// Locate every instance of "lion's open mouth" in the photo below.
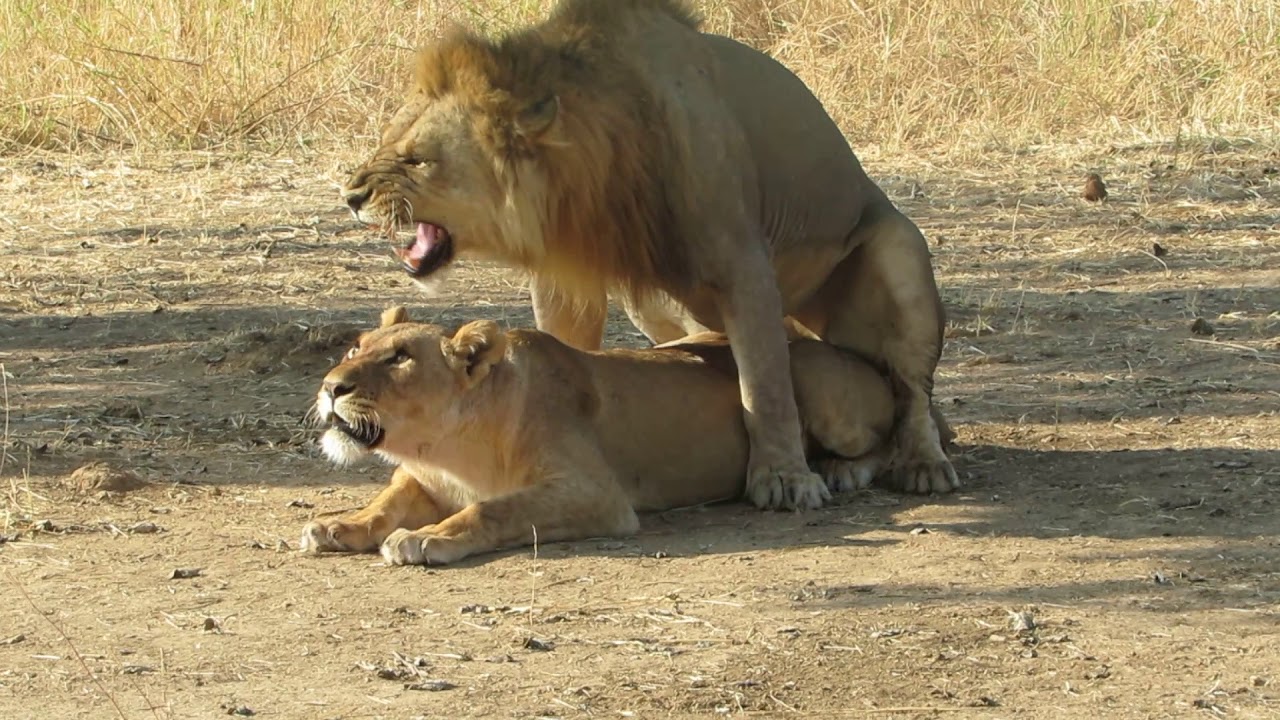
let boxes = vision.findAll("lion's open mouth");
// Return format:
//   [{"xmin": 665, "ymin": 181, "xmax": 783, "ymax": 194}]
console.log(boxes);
[
  {"xmin": 394, "ymin": 222, "xmax": 455, "ymax": 278},
  {"xmin": 331, "ymin": 415, "xmax": 384, "ymax": 448}
]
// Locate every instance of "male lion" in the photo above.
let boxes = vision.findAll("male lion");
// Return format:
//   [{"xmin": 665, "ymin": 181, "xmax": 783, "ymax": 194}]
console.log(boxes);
[
  {"xmin": 301, "ymin": 306, "xmax": 919, "ymax": 566},
  {"xmin": 340, "ymin": 0, "xmax": 957, "ymax": 511}
]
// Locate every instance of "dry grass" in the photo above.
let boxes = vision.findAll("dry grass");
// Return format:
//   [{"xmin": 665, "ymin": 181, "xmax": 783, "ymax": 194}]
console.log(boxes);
[{"xmin": 2, "ymin": 0, "xmax": 1277, "ymax": 153}]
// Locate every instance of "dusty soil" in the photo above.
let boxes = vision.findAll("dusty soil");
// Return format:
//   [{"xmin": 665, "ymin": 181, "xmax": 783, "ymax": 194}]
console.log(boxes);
[{"xmin": 2, "ymin": 139, "xmax": 1279, "ymax": 719}]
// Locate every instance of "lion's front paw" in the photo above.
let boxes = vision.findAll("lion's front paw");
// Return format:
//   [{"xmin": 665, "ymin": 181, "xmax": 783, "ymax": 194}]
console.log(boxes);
[
  {"xmin": 816, "ymin": 456, "xmax": 883, "ymax": 494},
  {"xmin": 299, "ymin": 519, "xmax": 379, "ymax": 554},
  {"xmin": 745, "ymin": 466, "xmax": 831, "ymax": 511},
  {"xmin": 379, "ymin": 528, "xmax": 468, "ymax": 566}
]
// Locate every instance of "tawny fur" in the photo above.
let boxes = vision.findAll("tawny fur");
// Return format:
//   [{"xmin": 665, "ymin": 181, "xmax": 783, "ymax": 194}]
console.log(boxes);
[
  {"xmin": 301, "ymin": 307, "xmax": 909, "ymax": 567},
  {"xmin": 341, "ymin": 0, "xmax": 958, "ymax": 511}
]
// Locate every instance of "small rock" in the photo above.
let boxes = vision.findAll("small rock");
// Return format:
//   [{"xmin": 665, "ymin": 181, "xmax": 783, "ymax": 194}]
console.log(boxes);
[
  {"xmin": 1153, "ymin": 571, "xmax": 1171, "ymax": 585},
  {"xmin": 1190, "ymin": 318, "xmax": 1215, "ymax": 336},
  {"xmin": 522, "ymin": 637, "xmax": 555, "ymax": 652},
  {"xmin": 1085, "ymin": 175, "xmax": 1105, "ymax": 203},
  {"xmin": 1086, "ymin": 666, "xmax": 1112, "ymax": 680},
  {"xmin": 286, "ymin": 498, "xmax": 314, "ymax": 509},
  {"xmin": 460, "ymin": 604, "xmax": 492, "ymax": 615},
  {"xmin": 1081, "ymin": 173, "xmax": 1108, "ymax": 202},
  {"xmin": 202, "ymin": 617, "xmax": 221, "ymax": 633},
  {"xmin": 1152, "ymin": 242, "xmax": 1168, "ymax": 257},
  {"xmin": 404, "ymin": 680, "xmax": 456, "ymax": 692},
  {"xmin": 225, "ymin": 706, "xmax": 255, "ymax": 717},
  {"xmin": 909, "ymin": 526, "xmax": 931, "ymax": 535},
  {"xmin": 1009, "ymin": 610, "xmax": 1036, "ymax": 633},
  {"xmin": 1, "ymin": 634, "xmax": 26, "ymax": 646},
  {"xmin": 170, "ymin": 568, "xmax": 203, "ymax": 580},
  {"xmin": 122, "ymin": 664, "xmax": 154, "ymax": 675},
  {"xmin": 1213, "ymin": 460, "xmax": 1250, "ymax": 470},
  {"xmin": 129, "ymin": 522, "xmax": 161, "ymax": 534}
]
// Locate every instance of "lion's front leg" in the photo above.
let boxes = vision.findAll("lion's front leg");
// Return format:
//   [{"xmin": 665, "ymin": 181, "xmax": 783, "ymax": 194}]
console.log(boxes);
[
  {"xmin": 531, "ymin": 274, "xmax": 608, "ymax": 351},
  {"xmin": 380, "ymin": 455, "xmax": 639, "ymax": 566},
  {"xmin": 716, "ymin": 251, "xmax": 831, "ymax": 512},
  {"xmin": 300, "ymin": 466, "xmax": 450, "ymax": 553}
]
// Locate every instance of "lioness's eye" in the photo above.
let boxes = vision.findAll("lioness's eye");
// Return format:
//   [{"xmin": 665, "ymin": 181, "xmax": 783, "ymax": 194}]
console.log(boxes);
[
  {"xmin": 345, "ymin": 346, "xmax": 359, "ymax": 360},
  {"xmin": 385, "ymin": 349, "xmax": 411, "ymax": 366}
]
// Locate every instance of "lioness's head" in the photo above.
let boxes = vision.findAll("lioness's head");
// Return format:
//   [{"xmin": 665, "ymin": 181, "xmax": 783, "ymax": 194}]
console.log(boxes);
[
  {"xmin": 340, "ymin": 30, "xmax": 567, "ymax": 283},
  {"xmin": 315, "ymin": 306, "xmax": 507, "ymax": 466}
]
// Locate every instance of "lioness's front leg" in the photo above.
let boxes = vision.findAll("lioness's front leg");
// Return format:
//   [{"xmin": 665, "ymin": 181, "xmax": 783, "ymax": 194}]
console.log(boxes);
[
  {"xmin": 300, "ymin": 467, "xmax": 450, "ymax": 553},
  {"xmin": 717, "ymin": 247, "xmax": 831, "ymax": 512},
  {"xmin": 381, "ymin": 452, "xmax": 639, "ymax": 566}
]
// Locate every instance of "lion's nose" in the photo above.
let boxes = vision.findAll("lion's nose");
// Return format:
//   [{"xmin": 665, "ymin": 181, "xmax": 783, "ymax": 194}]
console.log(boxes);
[
  {"xmin": 323, "ymin": 379, "xmax": 354, "ymax": 398},
  {"xmin": 344, "ymin": 188, "xmax": 370, "ymax": 214}
]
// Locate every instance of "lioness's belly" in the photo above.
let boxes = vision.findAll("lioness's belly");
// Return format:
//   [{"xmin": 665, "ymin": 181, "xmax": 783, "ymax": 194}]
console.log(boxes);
[{"xmin": 590, "ymin": 358, "xmax": 750, "ymax": 512}]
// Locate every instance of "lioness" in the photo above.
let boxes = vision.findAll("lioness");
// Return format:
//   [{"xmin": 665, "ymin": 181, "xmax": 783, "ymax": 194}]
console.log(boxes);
[
  {"xmin": 339, "ymin": 0, "xmax": 958, "ymax": 513},
  {"xmin": 301, "ymin": 307, "xmax": 920, "ymax": 566}
]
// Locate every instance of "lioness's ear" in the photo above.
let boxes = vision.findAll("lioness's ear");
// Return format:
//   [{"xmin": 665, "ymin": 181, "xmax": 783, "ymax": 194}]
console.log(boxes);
[
  {"xmin": 443, "ymin": 320, "xmax": 507, "ymax": 387},
  {"xmin": 515, "ymin": 95, "xmax": 559, "ymax": 138},
  {"xmin": 380, "ymin": 306, "xmax": 410, "ymax": 328}
]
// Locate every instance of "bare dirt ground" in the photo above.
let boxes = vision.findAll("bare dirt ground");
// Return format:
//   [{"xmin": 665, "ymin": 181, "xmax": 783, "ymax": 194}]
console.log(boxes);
[{"xmin": 2, "ymin": 139, "xmax": 1279, "ymax": 719}]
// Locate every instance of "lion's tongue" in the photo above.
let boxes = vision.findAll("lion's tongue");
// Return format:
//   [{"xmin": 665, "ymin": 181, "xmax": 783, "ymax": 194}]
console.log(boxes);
[{"xmin": 399, "ymin": 222, "xmax": 439, "ymax": 270}]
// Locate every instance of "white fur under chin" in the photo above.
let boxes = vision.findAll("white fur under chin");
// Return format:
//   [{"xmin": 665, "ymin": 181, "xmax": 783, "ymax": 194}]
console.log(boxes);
[{"xmin": 320, "ymin": 429, "xmax": 367, "ymax": 466}]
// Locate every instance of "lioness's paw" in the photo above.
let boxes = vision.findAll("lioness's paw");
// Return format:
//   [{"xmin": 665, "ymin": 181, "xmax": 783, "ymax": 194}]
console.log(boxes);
[
  {"xmin": 300, "ymin": 519, "xmax": 377, "ymax": 554},
  {"xmin": 746, "ymin": 466, "xmax": 830, "ymax": 511},
  {"xmin": 817, "ymin": 457, "xmax": 883, "ymax": 494},
  {"xmin": 889, "ymin": 457, "xmax": 960, "ymax": 495},
  {"xmin": 380, "ymin": 528, "xmax": 468, "ymax": 566}
]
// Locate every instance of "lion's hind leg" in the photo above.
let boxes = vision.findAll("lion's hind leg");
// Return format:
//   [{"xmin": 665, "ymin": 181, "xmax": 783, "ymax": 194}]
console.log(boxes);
[
  {"xmin": 300, "ymin": 466, "xmax": 451, "ymax": 554},
  {"xmin": 802, "ymin": 208, "xmax": 959, "ymax": 495}
]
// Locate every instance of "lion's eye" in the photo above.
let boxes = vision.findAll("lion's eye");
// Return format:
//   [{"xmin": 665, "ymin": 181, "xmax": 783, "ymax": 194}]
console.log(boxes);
[
  {"xmin": 385, "ymin": 349, "xmax": 411, "ymax": 366},
  {"xmin": 345, "ymin": 346, "xmax": 360, "ymax": 360}
]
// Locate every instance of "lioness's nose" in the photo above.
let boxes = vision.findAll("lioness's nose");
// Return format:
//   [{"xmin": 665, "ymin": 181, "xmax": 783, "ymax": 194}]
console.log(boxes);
[
  {"xmin": 323, "ymin": 379, "xmax": 354, "ymax": 398},
  {"xmin": 344, "ymin": 188, "xmax": 370, "ymax": 213}
]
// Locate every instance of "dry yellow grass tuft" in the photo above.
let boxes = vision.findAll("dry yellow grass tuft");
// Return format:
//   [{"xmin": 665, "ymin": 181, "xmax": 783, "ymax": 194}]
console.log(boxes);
[{"xmin": 2, "ymin": 0, "xmax": 1277, "ymax": 152}]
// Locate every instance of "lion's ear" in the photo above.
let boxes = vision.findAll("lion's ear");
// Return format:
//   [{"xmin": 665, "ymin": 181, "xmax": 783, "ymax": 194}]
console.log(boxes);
[
  {"xmin": 443, "ymin": 320, "xmax": 507, "ymax": 387},
  {"xmin": 380, "ymin": 306, "xmax": 410, "ymax": 328},
  {"xmin": 515, "ymin": 95, "xmax": 559, "ymax": 138}
]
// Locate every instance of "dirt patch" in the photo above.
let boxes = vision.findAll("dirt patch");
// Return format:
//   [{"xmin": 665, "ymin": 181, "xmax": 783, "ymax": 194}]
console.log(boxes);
[
  {"xmin": 63, "ymin": 461, "xmax": 147, "ymax": 494},
  {"xmin": 196, "ymin": 321, "xmax": 362, "ymax": 375},
  {"xmin": 1, "ymin": 141, "xmax": 1278, "ymax": 719}
]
